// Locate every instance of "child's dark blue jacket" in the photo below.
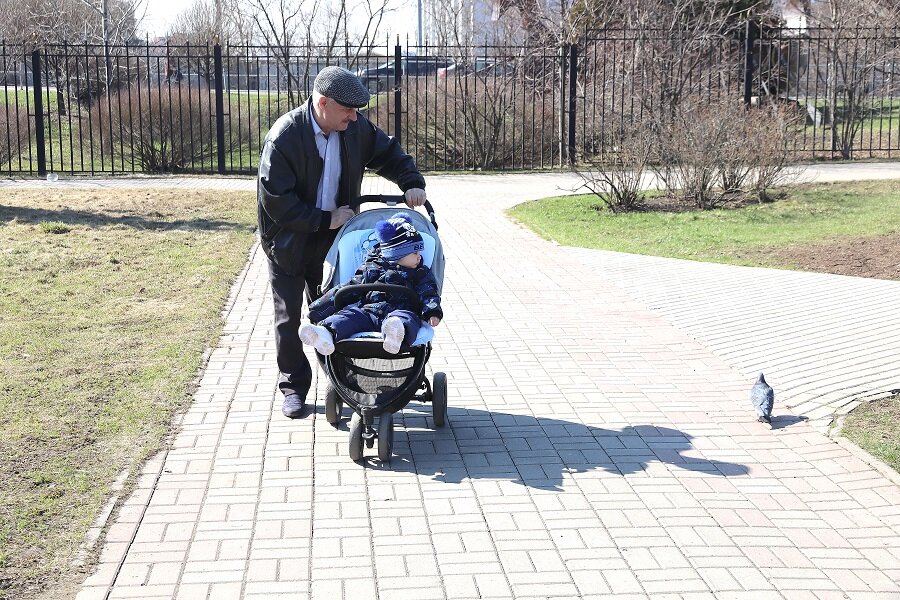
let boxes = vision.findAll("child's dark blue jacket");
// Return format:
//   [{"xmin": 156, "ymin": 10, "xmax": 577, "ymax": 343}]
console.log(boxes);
[{"xmin": 309, "ymin": 248, "xmax": 443, "ymax": 323}]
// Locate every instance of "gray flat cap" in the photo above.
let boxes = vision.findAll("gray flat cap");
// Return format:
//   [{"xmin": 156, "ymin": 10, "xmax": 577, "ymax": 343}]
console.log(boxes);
[{"xmin": 314, "ymin": 66, "xmax": 370, "ymax": 108}]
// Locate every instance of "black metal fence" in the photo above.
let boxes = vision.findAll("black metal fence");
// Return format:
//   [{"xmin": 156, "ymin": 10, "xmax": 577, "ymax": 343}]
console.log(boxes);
[
  {"xmin": 581, "ymin": 25, "xmax": 900, "ymax": 160},
  {"xmin": 1, "ymin": 26, "xmax": 898, "ymax": 176}
]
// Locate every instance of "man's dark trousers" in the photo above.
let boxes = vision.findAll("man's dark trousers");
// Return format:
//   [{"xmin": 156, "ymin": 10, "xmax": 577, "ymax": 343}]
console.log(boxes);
[{"xmin": 267, "ymin": 228, "xmax": 338, "ymax": 399}]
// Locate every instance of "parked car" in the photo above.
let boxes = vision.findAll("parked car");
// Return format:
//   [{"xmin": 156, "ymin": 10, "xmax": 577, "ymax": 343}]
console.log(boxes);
[
  {"xmin": 437, "ymin": 59, "xmax": 516, "ymax": 79},
  {"xmin": 356, "ymin": 56, "xmax": 452, "ymax": 92}
]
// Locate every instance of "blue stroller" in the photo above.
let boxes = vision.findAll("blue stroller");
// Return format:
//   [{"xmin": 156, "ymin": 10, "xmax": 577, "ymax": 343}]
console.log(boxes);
[{"xmin": 314, "ymin": 195, "xmax": 447, "ymax": 462}]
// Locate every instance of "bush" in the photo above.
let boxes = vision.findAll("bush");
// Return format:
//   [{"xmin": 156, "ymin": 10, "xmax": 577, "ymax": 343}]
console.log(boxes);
[
  {"xmin": 572, "ymin": 117, "xmax": 654, "ymax": 212},
  {"xmin": 367, "ymin": 69, "xmax": 559, "ymax": 170},
  {"xmin": 656, "ymin": 100, "xmax": 742, "ymax": 209},
  {"xmin": 0, "ymin": 106, "xmax": 31, "ymax": 169},
  {"xmin": 657, "ymin": 99, "xmax": 801, "ymax": 209},
  {"xmin": 88, "ymin": 83, "xmax": 250, "ymax": 172},
  {"xmin": 742, "ymin": 102, "xmax": 804, "ymax": 202}
]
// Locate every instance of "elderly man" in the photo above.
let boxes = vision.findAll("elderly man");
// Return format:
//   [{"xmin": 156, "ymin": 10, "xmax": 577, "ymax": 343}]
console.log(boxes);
[{"xmin": 258, "ymin": 66, "xmax": 427, "ymax": 418}]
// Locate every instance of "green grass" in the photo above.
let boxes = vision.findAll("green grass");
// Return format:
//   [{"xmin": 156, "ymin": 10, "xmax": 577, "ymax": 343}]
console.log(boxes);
[
  {"xmin": 38, "ymin": 221, "xmax": 71, "ymax": 234},
  {"xmin": 0, "ymin": 188, "xmax": 256, "ymax": 598},
  {"xmin": 842, "ymin": 395, "xmax": 900, "ymax": 472},
  {"xmin": 507, "ymin": 179, "xmax": 900, "ymax": 266}
]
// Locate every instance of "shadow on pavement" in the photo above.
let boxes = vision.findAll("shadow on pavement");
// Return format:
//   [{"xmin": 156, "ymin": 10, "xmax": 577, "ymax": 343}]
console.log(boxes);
[
  {"xmin": 770, "ymin": 414, "xmax": 809, "ymax": 430},
  {"xmin": 329, "ymin": 405, "xmax": 750, "ymax": 491}
]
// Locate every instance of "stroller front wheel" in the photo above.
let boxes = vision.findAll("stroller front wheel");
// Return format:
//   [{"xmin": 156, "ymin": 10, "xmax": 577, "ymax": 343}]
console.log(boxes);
[
  {"xmin": 349, "ymin": 412, "xmax": 365, "ymax": 462},
  {"xmin": 377, "ymin": 412, "xmax": 394, "ymax": 462},
  {"xmin": 432, "ymin": 372, "xmax": 448, "ymax": 428},
  {"xmin": 325, "ymin": 386, "xmax": 343, "ymax": 426}
]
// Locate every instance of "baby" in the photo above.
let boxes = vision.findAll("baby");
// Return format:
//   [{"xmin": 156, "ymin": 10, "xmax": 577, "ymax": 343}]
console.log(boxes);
[{"xmin": 300, "ymin": 213, "xmax": 442, "ymax": 355}]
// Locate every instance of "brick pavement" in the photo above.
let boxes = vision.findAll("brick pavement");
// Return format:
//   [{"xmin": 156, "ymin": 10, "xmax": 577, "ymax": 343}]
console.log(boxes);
[{"xmin": 8, "ymin": 169, "xmax": 898, "ymax": 599}]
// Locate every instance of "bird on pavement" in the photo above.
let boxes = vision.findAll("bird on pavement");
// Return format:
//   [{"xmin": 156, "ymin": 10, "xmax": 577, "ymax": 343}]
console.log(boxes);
[{"xmin": 751, "ymin": 373, "xmax": 774, "ymax": 426}]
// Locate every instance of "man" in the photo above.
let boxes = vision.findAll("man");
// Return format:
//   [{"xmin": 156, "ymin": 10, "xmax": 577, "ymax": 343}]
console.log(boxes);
[{"xmin": 257, "ymin": 66, "xmax": 427, "ymax": 418}]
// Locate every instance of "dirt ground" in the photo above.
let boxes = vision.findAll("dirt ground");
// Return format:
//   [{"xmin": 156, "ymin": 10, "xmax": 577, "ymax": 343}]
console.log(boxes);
[{"xmin": 735, "ymin": 232, "xmax": 900, "ymax": 281}]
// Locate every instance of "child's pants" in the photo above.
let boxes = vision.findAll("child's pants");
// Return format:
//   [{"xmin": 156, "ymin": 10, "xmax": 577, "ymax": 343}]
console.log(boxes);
[{"xmin": 322, "ymin": 306, "xmax": 421, "ymax": 346}]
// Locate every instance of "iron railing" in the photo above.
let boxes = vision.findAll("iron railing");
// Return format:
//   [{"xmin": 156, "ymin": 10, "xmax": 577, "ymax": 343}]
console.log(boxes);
[
  {"xmin": 1, "ymin": 27, "xmax": 898, "ymax": 176},
  {"xmin": 582, "ymin": 26, "xmax": 900, "ymax": 160}
]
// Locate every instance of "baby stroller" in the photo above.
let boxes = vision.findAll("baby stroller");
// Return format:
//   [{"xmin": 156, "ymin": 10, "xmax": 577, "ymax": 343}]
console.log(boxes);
[{"xmin": 315, "ymin": 195, "xmax": 448, "ymax": 462}]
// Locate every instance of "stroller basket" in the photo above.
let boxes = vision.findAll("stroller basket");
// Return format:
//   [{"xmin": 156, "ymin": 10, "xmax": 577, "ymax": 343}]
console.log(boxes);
[{"xmin": 330, "ymin": 353, "xmax": 426, "ymax": 411}]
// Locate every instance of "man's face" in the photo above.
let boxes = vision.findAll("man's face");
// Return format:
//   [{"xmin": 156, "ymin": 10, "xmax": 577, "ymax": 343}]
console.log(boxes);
[{"xmin": 316, "ymin": 96, "xmax": 358, "ymax": 134}]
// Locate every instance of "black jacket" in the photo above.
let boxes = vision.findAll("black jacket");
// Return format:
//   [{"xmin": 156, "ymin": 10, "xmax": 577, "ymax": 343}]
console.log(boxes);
[{"xmin": 257, "ymin": 101, "xmax": 426, "ymax": 275}]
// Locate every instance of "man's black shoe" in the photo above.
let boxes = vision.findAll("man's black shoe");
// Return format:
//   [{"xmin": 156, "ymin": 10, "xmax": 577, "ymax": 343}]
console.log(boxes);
[{"xmin": 281, "ymin": 393, "xmax": 306, "ymax": 418}]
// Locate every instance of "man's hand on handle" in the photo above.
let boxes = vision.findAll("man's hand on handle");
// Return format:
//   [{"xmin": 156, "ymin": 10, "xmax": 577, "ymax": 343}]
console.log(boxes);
[
  {"xmin": 329, "ymin": 206, "xmax": 355, "ymax": 229},
  {"xmin": 405, "ymin": 188, "xmax": 427, "ymax": 208},
  {"xmin": 428, "ymin": 316, "xmax": 441, "ymax": 327}
]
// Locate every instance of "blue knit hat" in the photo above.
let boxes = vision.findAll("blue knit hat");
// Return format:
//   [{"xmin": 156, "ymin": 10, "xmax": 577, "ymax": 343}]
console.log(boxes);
[{"xmin": 375, "ymin": 213, "xmax": 424, "ymax": 261}]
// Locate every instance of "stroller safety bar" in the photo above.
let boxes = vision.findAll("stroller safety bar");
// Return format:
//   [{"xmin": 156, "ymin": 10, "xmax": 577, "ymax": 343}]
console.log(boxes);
[
  {"xmin": 350, "ymin": 194, "xmax": 439, "ymax": 231},
  {"xmin": 334, "ymin": 283, "xmax": 421, "ymax": 312}
]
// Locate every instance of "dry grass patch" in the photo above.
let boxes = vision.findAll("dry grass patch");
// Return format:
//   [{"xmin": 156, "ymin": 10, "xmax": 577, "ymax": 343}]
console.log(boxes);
[
  {"xmin": 0, "ymin": 187, "xmax": 256, "ymax": 599},
  {"xmin": 841, "ymin": 395, "xmax": 900, "ymax": 473}
]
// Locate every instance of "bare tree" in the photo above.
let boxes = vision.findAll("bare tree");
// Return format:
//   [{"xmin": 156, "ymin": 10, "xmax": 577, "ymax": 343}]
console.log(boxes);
[
  {"xmin": 804, "ymin": 0, "xmax": 900, "ymax": 158},
  {"xmin": 227, "ymin": 0, "xmax": 393, "ymax": 106},
  {"xmin": 572, "ymin": 0, "xmax": 802, "ymax": 211},
  {"xmin": 0, "ymin": 0, "xmax": 142, "ymax": 115},
  {"xmin": 0, "ymin": 0, "xmax": 140, "ymax": 45},
  {"xmin": 400, "ymin": 14, "xmax": 556, "ymax": 169}
]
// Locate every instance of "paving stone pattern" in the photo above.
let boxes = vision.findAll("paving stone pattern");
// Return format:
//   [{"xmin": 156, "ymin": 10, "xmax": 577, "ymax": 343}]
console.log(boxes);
[{"xmin": 19, "ymin": 169, "xmax": 896, "ymax": 600}]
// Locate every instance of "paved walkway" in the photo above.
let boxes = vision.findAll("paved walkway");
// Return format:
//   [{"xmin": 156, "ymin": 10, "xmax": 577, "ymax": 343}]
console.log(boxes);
[{"xmin": 7, "ymin": 167, "xmax": 899, "ymax": 599}]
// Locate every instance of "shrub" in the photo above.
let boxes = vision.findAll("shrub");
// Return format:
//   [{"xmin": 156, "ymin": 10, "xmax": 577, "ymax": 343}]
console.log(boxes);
[
  {"xmin": 0, "ymin": 105, "xmax": 31, "ymax": 170},
  {"xmin": 572, "ymin": 117, "xmax": 655, "ymax": 213},
  {"xmin": 741, "ymin": 102, "xmax": 803, "ymax": 202},
  {"xmin": 367, "ymin": 67, "xmax": 559, "ymax": 170},
  {"xmin": 656, "ymin": 100, "xmax": 741, "ymax": 209},
  {"xmin": 656, "ymin": 98, "xmax": 801, "ymax": 208},
  {"xmin": 88, "ymin": 83, "xmax": 251, "ymax": 172}
]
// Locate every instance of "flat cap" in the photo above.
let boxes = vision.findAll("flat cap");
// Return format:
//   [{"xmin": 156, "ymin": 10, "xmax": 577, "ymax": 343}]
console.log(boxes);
[{"xmin": 314, "ymin": 66, "xmax": 370, "ymax": 109}]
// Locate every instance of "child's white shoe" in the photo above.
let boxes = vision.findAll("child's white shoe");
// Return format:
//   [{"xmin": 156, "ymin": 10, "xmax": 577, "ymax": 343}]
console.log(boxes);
[
  {"xmin": 381, "ymin": 317, "xmax": 405, "ymax": 354},
  {"xmin": 299, "ymin": 324, "xmax": 335, "ymax": 355}
]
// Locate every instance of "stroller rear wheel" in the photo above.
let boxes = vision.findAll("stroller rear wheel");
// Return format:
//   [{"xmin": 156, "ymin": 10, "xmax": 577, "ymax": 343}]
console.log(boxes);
[
  {"xmin": 377, "ymin": 412, "xmax": 394, "ymax": 462},
  {"xmin": 349, "ymin": 412, "xmax": 364, "ymax": 462},
  {"xmin": 325, "ymin": 386, "xmax": 343, "ymax": 426},
  {"xmin": 432, "ymin": 372, "xmax": 448, "ymax": 428}
]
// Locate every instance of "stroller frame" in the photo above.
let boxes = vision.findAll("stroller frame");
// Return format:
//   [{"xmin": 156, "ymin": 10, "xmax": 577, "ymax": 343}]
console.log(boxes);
[{"xmin": 315, "ymin": 196, "xmax": 448, "ymax": 462}]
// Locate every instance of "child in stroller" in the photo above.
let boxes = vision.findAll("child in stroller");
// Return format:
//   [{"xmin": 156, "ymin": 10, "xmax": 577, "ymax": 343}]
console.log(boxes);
[
  {"xmin": 307, "ymin": 196, "xmax": 448, "ymax": 463},
  {"xmin": 300, "ymin": 213, "xmax": 443, "ymax": 356}
]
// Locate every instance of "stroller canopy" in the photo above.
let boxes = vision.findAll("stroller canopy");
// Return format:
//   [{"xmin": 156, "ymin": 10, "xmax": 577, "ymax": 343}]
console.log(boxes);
[{"xmin": 321, "ymin": 207, "xmax": 445, "ymax": 294}]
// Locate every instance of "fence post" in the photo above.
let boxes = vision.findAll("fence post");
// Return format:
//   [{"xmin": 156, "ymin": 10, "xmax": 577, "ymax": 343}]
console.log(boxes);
[
  {"xmin": 568, "ymin": 44, "xmax": 578, "ymax": 166},
  {"xmin": 213, "ymin": 44, "xmax": 226, "ymax": 175},
  {"xmin": 743, "ymin": 20, "xmax": 759, "ymax": 107},
  {"xmin": 31, "ymin": 50, "xmax": 47, "ymax": 177},
  {"xmin": 393, "ymin": 40, "xmax": 402, "ymax": 144},
  {"xmin": 559, "ymin": 44, "xmax": 568, "ymax": 167}
]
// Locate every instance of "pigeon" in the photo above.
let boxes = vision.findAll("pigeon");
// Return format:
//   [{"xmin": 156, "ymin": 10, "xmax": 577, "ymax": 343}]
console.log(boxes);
[{"xmin": 751, "ymin": 373, "xmax": 774, "ymax": 426}]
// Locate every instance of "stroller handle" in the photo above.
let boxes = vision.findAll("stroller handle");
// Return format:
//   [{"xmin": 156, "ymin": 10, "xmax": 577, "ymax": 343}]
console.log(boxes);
[
  {"xmin": 334, "ymin": 283, "xmax": 421, "ymax": 312},
  {"xmin": 350, "ymin": 194, "xmax": 439, "ymax": 231}
]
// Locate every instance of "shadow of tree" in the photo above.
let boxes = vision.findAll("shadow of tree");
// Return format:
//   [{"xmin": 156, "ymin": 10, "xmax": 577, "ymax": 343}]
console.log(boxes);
[
  {"xmin": 328, "ymin": 405, "xmax": 750, "ymax": 490},
  {"xmin": 0, "ymin": 204, "xmax": 251, "ymax": 232}
]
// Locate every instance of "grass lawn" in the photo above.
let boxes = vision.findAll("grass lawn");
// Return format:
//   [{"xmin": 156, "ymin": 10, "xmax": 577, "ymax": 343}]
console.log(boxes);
[
  {"xmin": 841, "ymin": 395, "xmax": 900, "ymax": 472},
  {"xmin": 0, "ymin": 188, "xmax": 256, "ymax": 599},
  {"xmin": 508, "ymin": 179, "xmax": 900, "ymax": 471},
  {"xmin": 506, "ymin": 179, "xmax": 900, "ymax": 266}
]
